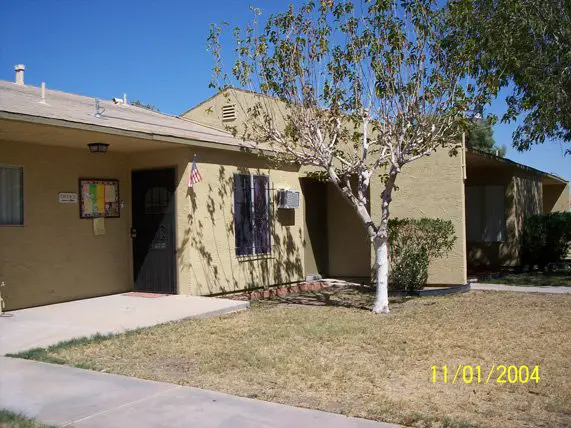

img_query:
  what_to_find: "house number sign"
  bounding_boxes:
[58,192,78,204]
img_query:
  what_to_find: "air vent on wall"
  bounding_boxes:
[221,104,236,121]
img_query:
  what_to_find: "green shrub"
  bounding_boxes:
[388,218,456,291]
[521,212,571,270]
[389,244,430,291]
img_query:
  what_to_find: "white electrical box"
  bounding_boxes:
[276,189,300,209]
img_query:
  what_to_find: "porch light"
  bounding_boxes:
[87,142,109,153]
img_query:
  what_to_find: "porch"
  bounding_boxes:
[300,177,372,283]
[465,149,569,271]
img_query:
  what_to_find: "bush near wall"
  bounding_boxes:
[388,218,456,292]
[521,212,571,270]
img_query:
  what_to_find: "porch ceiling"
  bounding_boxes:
[0,118,181,153]
[466,149,567,185]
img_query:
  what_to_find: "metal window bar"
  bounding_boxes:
[233,173,272,256]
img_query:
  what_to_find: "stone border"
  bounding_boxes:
[229,281,331,301]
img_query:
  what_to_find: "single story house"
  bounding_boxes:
[1,72,569,310]
[184,89,570,275]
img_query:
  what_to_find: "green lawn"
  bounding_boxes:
[484,270,571,287]
[13,288,571,428]
[0,410,56,428]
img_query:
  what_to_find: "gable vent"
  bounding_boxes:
[221,104,236,122]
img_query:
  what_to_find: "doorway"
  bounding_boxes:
[131,168,177,293]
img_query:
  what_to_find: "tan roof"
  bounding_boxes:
[0,80,247,150]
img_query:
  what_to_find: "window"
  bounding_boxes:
[466,185,506,242]
[233,174,271,255]
[0,165,23,226]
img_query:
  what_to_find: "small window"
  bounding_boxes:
[466,185,506,242]
[221,104,236,122]
[233,174,271,256]
[0,165,24,225]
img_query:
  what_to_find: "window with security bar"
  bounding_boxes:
[0,165,24,226]
[233,174,271,256]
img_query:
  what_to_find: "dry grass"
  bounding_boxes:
[485,270,571,287]
[0,410,56,428]
[22,290,571,428]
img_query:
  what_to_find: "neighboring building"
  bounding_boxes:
[1,75,568,310]
[465,149,569,269]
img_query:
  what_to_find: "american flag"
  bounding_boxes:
[188,156,203,188]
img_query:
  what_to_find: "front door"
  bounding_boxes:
[131,168,176,293]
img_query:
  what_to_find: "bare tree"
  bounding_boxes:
[208,0,476,313]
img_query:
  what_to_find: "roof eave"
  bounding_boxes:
[0,110,266,154]
[467,147,568,185]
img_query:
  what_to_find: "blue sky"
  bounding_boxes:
[1,0,568,181]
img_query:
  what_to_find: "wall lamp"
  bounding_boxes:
[87,142,109,153]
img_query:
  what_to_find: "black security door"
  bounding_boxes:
[131,168,176,293]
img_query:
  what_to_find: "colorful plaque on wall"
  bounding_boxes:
[79,179,120,218]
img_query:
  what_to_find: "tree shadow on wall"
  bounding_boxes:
[503,176,542,266]
[177,163,303,296]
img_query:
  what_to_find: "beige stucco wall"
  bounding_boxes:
[130,146,305,296]
[543,183,570,213]
[182,89,288,136]
[187,90,468,285]
[0,140,132,310]
[179,148,305,295]
[327,183,371,278]
[466,166,543,267]
[370,149,468,285]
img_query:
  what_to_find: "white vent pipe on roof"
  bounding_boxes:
[15,64,25,85]
[40,82,47,104]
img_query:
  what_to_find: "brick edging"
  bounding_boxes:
[228,281,331,301]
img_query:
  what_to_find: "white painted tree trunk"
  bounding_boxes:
[371,165,397,314]
[373,236,389,313]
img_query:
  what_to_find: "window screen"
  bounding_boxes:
[0,166,23,225]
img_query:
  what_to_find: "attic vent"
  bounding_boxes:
[221,104,236,122]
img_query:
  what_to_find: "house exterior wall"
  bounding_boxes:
[1,133,305,310]
[0,140,132,310]
[371,149,468,285]
[130,146,305,296]
[466,166,543,267]
[300,178,329,278]
[187,149,305,294]
[326,182,371,278]
[543,183,570,213]
[182,89,288,136]
[186,90,468,285]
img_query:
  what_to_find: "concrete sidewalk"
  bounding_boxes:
[0,357,396,428]
[0,294,249,355]
[471,283,571,294]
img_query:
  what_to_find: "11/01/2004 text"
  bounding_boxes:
[431,365,540,384]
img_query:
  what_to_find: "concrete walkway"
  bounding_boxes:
[0,357,396,428]
[471,283,571,294]
[0,294,249,355]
